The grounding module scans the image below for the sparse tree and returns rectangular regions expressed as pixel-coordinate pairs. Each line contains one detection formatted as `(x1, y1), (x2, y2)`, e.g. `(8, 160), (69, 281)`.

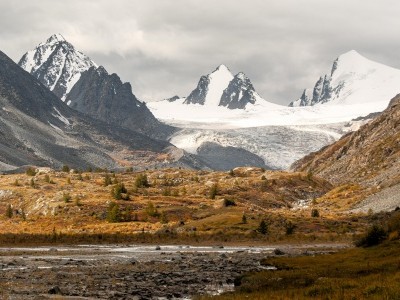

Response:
(135, 174), (150, 188)
(107, 202), (120, 223)
(242, 214), (247, 224)
(63, 192), (71, 203)
(104, 173), (112, 187)
(285, 221), (296, 235)
(44, 174), (50, 183)
(111, 183), (128, 200)
(311, 209), (320, 218)
(209, 184), (218, 199)
(258, 219), (268, 235)
(145, 201), (159, 217)
(5, 204), (12, 218)
(26, 167), (36, 176)
(160, 211), (169, 224)
(62, 165), (70, 173)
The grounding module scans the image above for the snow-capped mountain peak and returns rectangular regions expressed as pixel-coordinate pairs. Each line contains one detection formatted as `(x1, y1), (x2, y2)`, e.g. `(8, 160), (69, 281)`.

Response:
(18, 34), (97, 100)
(290, 50), (400, 109)
(44, 33), (66, 45)
(183, 64), (234, 106)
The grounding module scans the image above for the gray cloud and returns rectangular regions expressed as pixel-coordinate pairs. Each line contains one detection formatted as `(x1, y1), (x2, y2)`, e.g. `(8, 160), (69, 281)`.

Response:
(1, 0), (400, 104)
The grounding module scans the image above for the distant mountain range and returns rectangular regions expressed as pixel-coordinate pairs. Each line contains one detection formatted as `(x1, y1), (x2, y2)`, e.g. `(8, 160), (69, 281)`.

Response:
(3, 34), (400, 171)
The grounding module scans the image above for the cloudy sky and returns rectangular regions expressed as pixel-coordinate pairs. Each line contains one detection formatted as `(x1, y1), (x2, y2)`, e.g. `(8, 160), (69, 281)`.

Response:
(1, 0), (400, 105)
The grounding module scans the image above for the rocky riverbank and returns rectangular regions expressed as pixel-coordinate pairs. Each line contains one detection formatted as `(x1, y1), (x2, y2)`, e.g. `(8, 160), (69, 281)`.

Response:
(0, 244), (347, 299)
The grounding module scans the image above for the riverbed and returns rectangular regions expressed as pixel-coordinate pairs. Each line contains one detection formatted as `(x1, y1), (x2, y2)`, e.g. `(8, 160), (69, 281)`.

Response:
(0, 243), (347, 299)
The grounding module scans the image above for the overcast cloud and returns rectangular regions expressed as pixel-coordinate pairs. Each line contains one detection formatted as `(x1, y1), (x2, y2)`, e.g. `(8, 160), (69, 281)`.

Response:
(1, 0), (400, 104)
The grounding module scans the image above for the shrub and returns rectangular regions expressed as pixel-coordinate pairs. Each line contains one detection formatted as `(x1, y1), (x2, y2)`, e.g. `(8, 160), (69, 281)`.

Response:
(13, 179), (20, 186)
(106, 202), (120, 223)
(111, 183), (128, 200)
(66, 177), (71, 184)
(285, 220), (296, 235)
(5, 204), (12, 218)
(145, 202), (159, 217)
(29, 178), (35, 188)
(26, 167), (36, 176)
(224, 199), (236, 207)
(135, 174), (150, 188)
(242, 214), (247, 224)
(104, 173), (112, 187)
(355, 224), (388, 247)
(311, 209), (320, 218)
(162, 187), (171, 196)
(160, 211), (169, 224)
(258, 220), (268, 235)
(62, 165), (70, 172)
(209, 184), (218, 199)
(63, 192), (71, 203)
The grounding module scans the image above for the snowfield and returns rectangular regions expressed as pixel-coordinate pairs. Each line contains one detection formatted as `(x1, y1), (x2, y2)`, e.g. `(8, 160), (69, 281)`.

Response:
(147, 50), (400, 170)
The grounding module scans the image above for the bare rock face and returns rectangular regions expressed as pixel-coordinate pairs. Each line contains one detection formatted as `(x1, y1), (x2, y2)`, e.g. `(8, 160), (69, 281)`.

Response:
(292, 94), (400, 188)
(66, 66), (174, 139)
(219, 73), (258, 109)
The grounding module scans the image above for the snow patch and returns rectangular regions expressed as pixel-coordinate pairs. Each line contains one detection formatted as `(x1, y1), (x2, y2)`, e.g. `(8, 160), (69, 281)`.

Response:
(51, 107), (70, 126)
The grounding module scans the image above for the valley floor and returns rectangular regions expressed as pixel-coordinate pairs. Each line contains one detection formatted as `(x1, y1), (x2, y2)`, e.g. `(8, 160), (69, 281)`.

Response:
(0, 243), (347, 299)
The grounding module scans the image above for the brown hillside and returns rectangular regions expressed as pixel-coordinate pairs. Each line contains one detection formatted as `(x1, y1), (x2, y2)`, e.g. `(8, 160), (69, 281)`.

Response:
(292, 94), (400, 189)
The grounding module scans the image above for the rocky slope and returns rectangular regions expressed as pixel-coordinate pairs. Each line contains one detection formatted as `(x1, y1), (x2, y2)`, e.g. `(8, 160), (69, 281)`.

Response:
(292, 94), (400, 188)
(0, 50), (203, 171)
(65, 66), (173, 139)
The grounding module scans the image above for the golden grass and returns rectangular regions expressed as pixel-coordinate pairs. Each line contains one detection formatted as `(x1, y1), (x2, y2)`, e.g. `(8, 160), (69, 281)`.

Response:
(198, 240), (400, 300)
(0, 168), (375, 244)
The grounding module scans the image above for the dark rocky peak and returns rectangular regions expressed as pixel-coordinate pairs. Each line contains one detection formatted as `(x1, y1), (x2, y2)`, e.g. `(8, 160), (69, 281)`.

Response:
(66, 66), (174, 139)
(183, 75), (210, 105)
(219, 72), (258, 109)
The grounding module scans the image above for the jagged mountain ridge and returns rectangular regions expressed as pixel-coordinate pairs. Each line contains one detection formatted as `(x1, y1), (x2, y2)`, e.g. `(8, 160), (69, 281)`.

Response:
(290, 50), (400, 107)
(18, 34), (96, 101)
(19, 34), (173, 139)
(292, 94), (400, 188)
(65, 66), (174, 139)
(183, 64), (262, 109)
(0, 49), (205, 171)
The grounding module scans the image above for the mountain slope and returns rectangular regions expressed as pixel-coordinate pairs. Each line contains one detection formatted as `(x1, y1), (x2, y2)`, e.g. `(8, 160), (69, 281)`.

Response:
(19, 34), (173, 139)
(0, 50), (203, 171)
(292, 94), (400, 188)
(65, 66), (173, 139)
(18, 34), (96, 100)
(290, 50), (400, 110)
